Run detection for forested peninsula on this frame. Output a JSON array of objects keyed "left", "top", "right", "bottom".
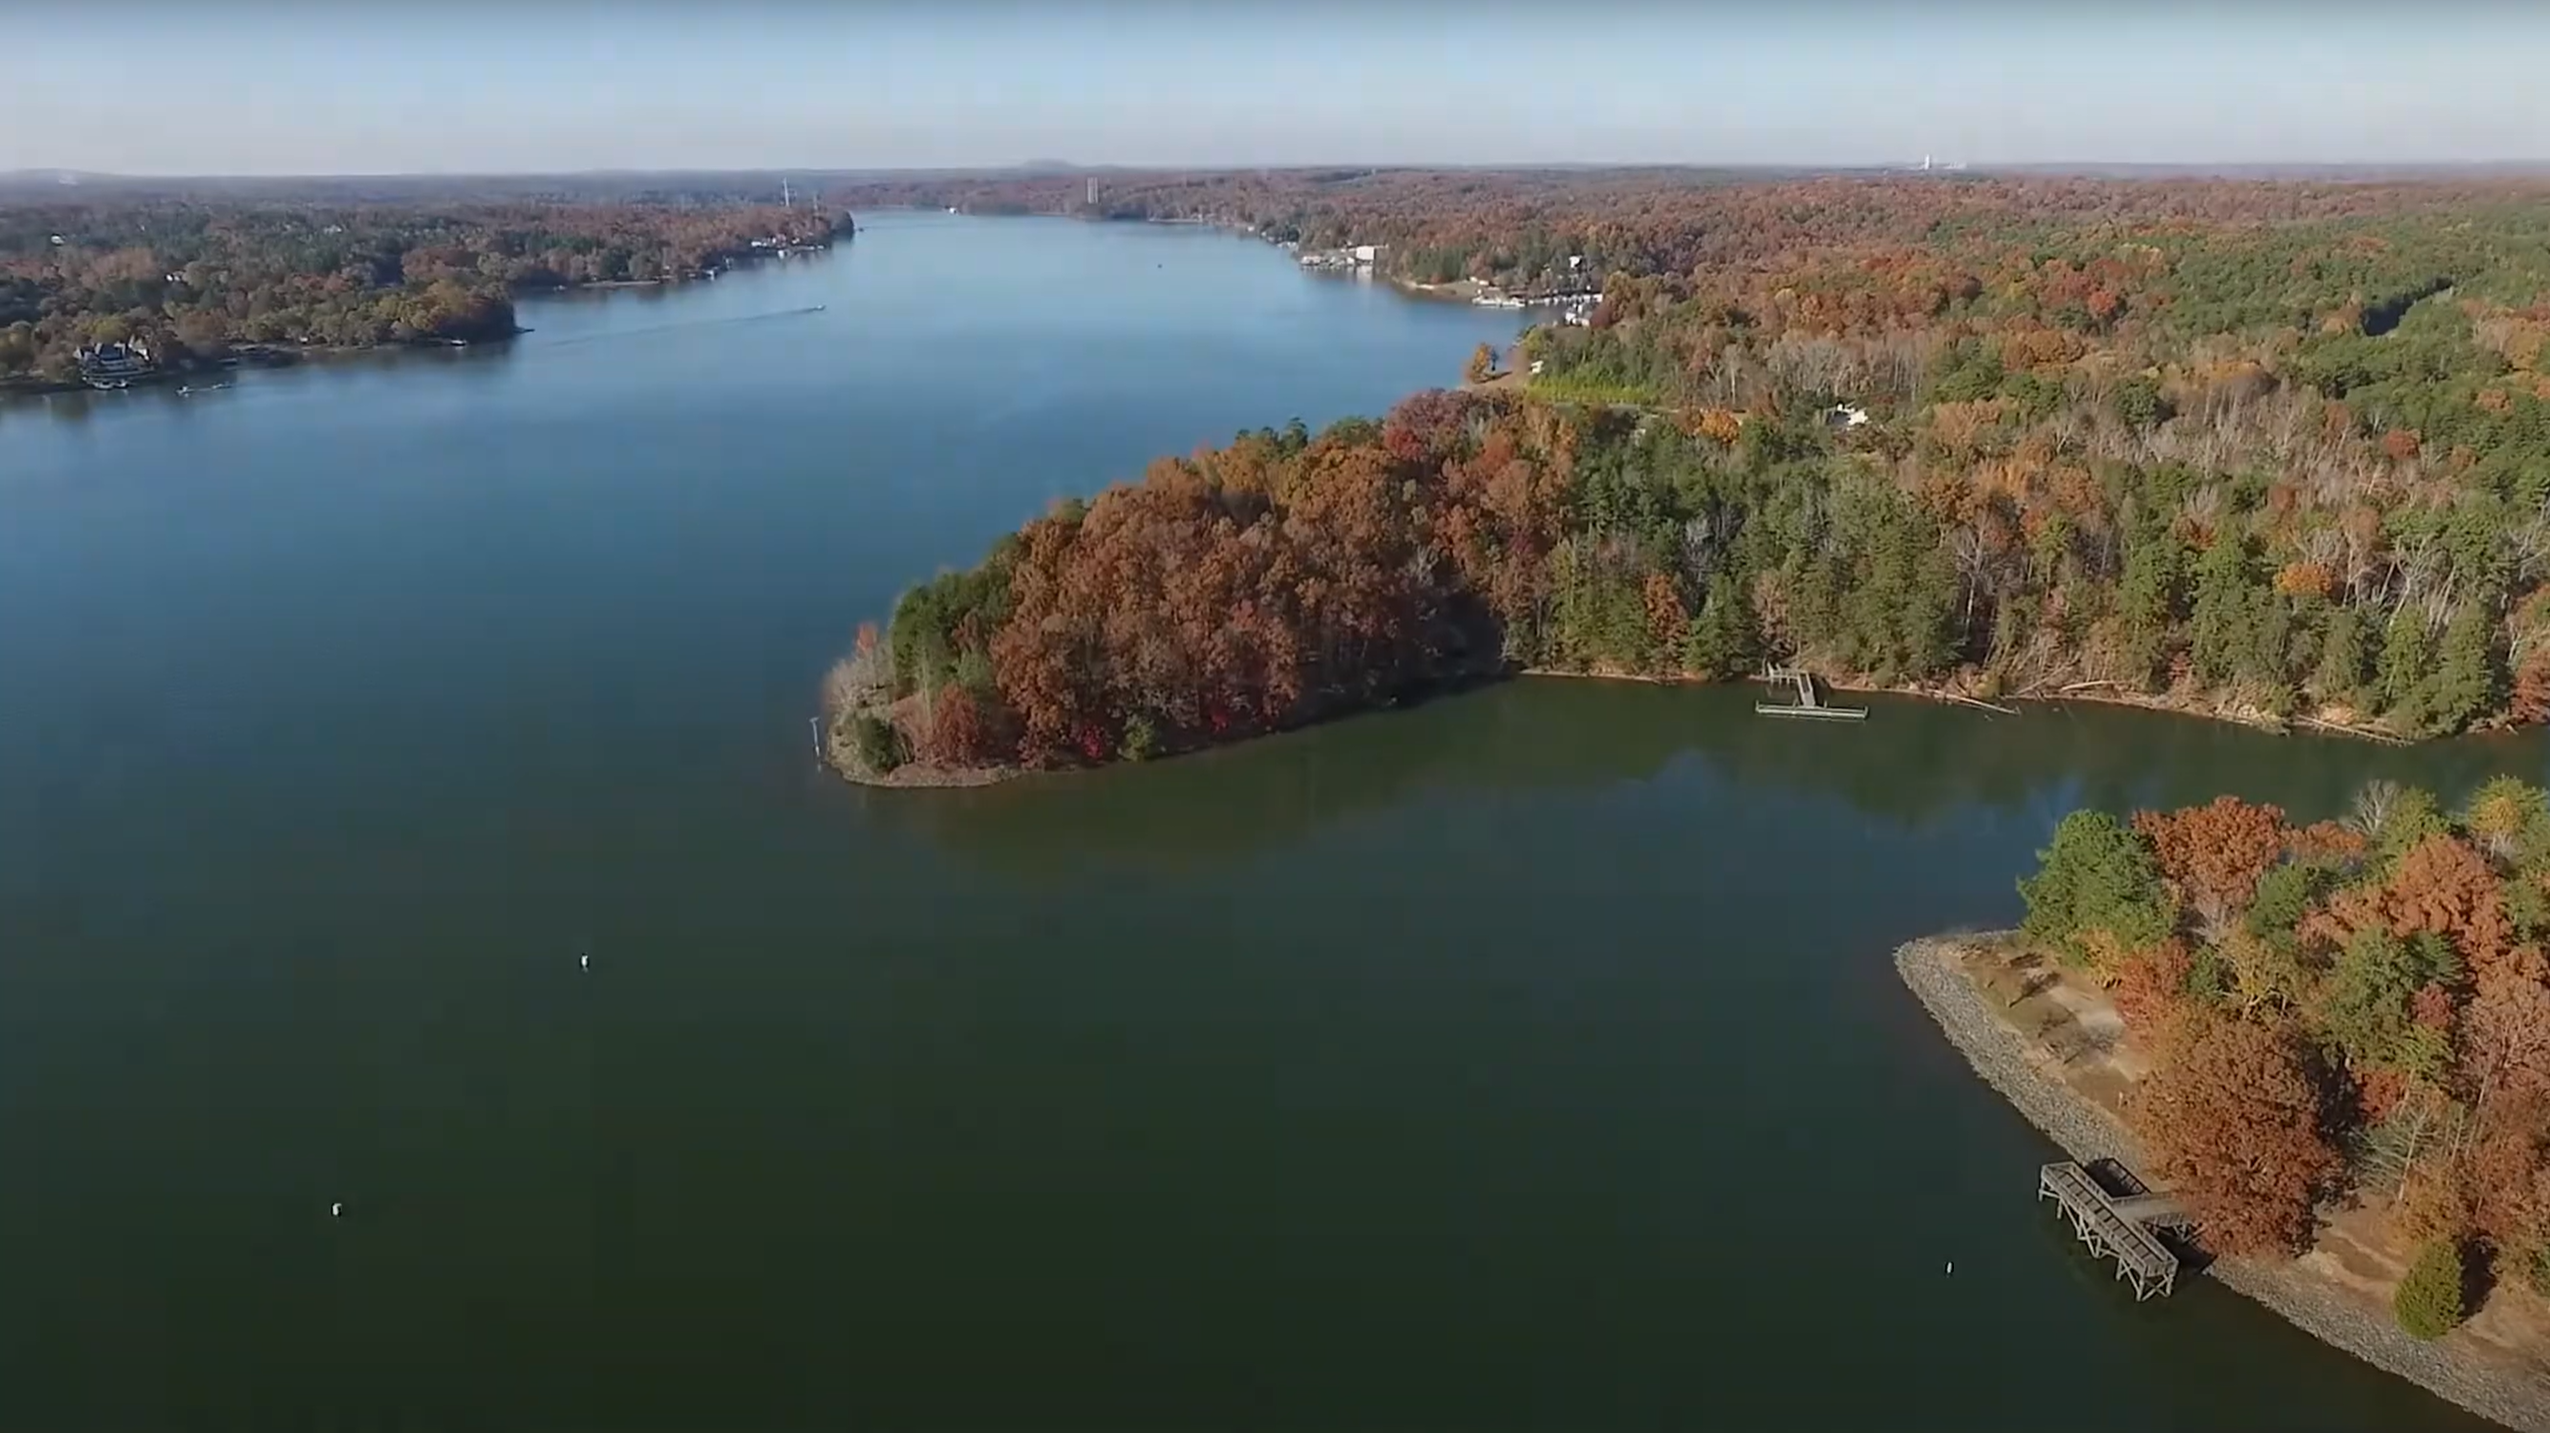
[
  {"left": 823, "top": 172, "right": 2550, "bottom": 785},
  {"left": 1899, "top": 781, "right": 2550, "bottom": 1429},
  {"left": 1, "top": 194, "right": 850, "bottom": 390}
]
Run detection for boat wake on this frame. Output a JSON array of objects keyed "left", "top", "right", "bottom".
[{"left": 540, "top": 305, "right": 830, "bottom": 348}]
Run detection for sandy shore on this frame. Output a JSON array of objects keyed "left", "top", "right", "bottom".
[{"left": 1895, "top": 934, "right": 2550, "bottom": 1433}]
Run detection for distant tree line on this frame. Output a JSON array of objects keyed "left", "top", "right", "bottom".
[
  {"left": 0, "top": 198, "right": 852, "bottom": 384},
  {"left": 832, "top": 166, "right": 2549, "bottom": 299}
]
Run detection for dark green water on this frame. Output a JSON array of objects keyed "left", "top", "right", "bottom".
[{"left": 1, "top": 214, "right": 2535, "bottom": 1431}]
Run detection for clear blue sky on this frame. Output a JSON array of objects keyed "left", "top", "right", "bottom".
[{"left": 13, "top": 2, "right": 2548, "bottom": 174}]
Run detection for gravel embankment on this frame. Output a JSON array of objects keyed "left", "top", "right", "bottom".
[{"left": 1895, "top": 935, "right": 2550, "bottom": 1433}]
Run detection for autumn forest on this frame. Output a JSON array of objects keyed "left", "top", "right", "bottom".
[
  {"left": 0, "top": 194, "right": 850, "bottom": 387},
  {"left": 821, "top": 170, "right": 2550, "bottom": 779},
  {"left": 2020, "top": 781, "right": 2550, "bottom": 1341}
]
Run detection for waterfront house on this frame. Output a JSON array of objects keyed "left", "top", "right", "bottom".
[{"left": 74, "top": 340, "right": 154, "bottom": 389}]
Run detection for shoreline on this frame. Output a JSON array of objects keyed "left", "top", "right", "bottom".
[
  {"left": 0, "top": 335, "right": 523, "bottom": 399},
  {"left": 817, "top": 664, "right": 2431, "bottom": 791},
  {"left": 2, "top": 236, "right": 842, "bottom": 398},
  {"left": 1894, "top": 933, "right": 2550, "bottom": 1433}
]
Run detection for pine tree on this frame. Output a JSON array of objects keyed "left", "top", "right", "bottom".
[
  {"left": 2019, "top": 810, "right": 2173, "bottom": 961},
  {"left": 2115, "top": 526, "right": 2184, "bottom": 691},
  {"left": 2379, "top": 608, "right": 2438, "bottom": 732},
  {"left": 2189, "top": 533, "right": 2255, "bottom": 687},
  {"left": 2426, "top": 601, "right": 2501, "bottom": 734},
  {"left": 1683, "top": 571, "right": 1760, "bottom": 678},
  {"left": 2394, "top": 1238, "right": 2468, "bottom": 1340},
  {"left": 2312, "top": 604, "right": 2368, "bottom": 710}
]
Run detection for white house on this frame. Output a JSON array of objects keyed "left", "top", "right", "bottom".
[{"left": 1351, "top": 244, "right": 1378, "bottom": 265}]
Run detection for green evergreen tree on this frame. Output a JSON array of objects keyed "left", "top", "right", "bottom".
[
  {"left": 2426, "top": 601, "right": 2501, "bottom": 734},
  {"left": 2246, "top": 861, "right": 2331, "bottom": 948},
  {"left": 2113, "top": 524, "right": 2183, "bottom": 691},
  {"left": 2018, "top": 810, "right": 2174, "bottom": 963},
  {"left": 1683, "top": 571, "right": 1760, "bottom": 678},
  {"left": 2364, "top": 786, "right": 2451, "bottom": 874},
  {"left": 2379, "top": 608, "right": 2439, "bottom": 732},
  {"left": 2318, "top": 926, "right": 2456, "bottom": 1076},
  {"left": 2248, "top": 592, "right": 2297, "bottom": 710},
  {"left": 2393, "top": 1239, "right": 2468, "bottom": 1340},
  {"left": 2312, "top": 603, "right": 2368, "bottom": 709},
  {"left": 2188, "top": 533, "right": 2256, "bottom": 687}
]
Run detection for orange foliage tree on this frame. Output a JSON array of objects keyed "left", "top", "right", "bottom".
[
  {"left": 2133, "top": 1016, "right": 2341, "bottom": 1255},
  {"left": 2109, "top": 938, "right": 2194, "bottom": 1037},
  {"left": 2134, "top": 796, "right": 2289, "bottom": 937}
]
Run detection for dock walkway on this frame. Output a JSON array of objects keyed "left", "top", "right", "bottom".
[
  {"left": 2038, "top": 1160, "right": 2182, "bottom": 1299},
  {"left": 1755, "top": 663, "right": 1867, "bottom": 720}
]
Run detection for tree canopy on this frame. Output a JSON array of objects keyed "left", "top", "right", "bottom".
[
  {"left": 0, "top": 196, "right": 848, "bottom": 382},
  {"left": 2019, "top": 781, "right": 2550, "bottom": 1325}
]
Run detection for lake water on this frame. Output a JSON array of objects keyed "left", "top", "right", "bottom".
[{"left": 0, "top": 212, "right": 2533, "bottom": 1431}]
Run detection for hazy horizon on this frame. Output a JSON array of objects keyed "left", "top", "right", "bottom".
[{"left": 13, "top": 1, "right": 2550, "bottom": 177}]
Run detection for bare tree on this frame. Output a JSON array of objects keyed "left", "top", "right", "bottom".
[{"left": 2349, "top": 778, "right": 2404, "bottom": 840}]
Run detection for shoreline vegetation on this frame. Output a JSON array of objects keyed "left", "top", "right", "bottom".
[
  {"left": 1, "top": 193, "right": 854, "bottom": 396},
  {"left": 818, "top": 170, "right": 2550, "bottom": 788},
  {"left": 1896, "top": 933, "right": 2550, "bottom": 1433},
  {"left": 1903, "top": 774, "right": 2550, "bottom": 1429}
]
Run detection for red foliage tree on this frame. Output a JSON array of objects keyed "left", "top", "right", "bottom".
[
  {"left": 2512, "top": 647, "right": 2550, "bottom": 726},
  {"left": 2134, "top": 796, "right": 2288, "bottom": 934},
  {"left": 2110, "top": 938, "right": 2194, "bottom": 1038},
  {"left": 2132, "top": 1016, "right": 2341, "bottom": 1255},
  {"left": 916, "top": 686, "right": 993, "bottom": 768},
  {"left": 2301, "top": 833, "right": 2510, "bottom": 980},
  {"left": 1381, "top": 388, "right": 1475, "bottom": 467},
  {"left": 2286, "top": 819, "right": 2369, "bottom": 866},
  {"left": 2465, "top": 944, "right": 2550, "bottom": 1102},
  {"left": 1641, "top": 572, "right": 1689, "bottom": 659},
  {"left": 2388, "top": 834, "right": 2513, "bottom": 980}
]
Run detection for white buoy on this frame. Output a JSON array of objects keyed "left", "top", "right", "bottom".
[
  {"left": 331, "top": 1202, "right": 343, "bottom": 1217},
  {"left": 1945, "top": 1260, "right": 1954, "bottom": 1274},
  {"left": 579, "top": 952, "right": 590, "bottom": 971}
]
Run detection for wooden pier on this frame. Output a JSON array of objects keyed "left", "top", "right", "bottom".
[
  {"left": 1755, "top": 663, "right": 1867, "bottom": 720},
  {"left": 2038, "top": 1160, "right": 2186, "bottom": 1300}
]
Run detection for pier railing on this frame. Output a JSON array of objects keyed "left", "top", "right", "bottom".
[{"left": 2038, "top": 1160, "right": 2181, "bottom": 1300}]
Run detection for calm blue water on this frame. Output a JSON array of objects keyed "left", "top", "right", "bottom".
[{"left": 0, "top": 213, "right": 2523, "bottom": 1432}]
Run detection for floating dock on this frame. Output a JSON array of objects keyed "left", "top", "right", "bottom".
[{"left": 1755, "top": 663, "right": 1867, "bottom": 720}]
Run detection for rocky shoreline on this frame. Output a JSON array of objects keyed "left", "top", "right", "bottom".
[{"left": 1894, "top": 934, "right": 2550, "bottom": 1433}]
